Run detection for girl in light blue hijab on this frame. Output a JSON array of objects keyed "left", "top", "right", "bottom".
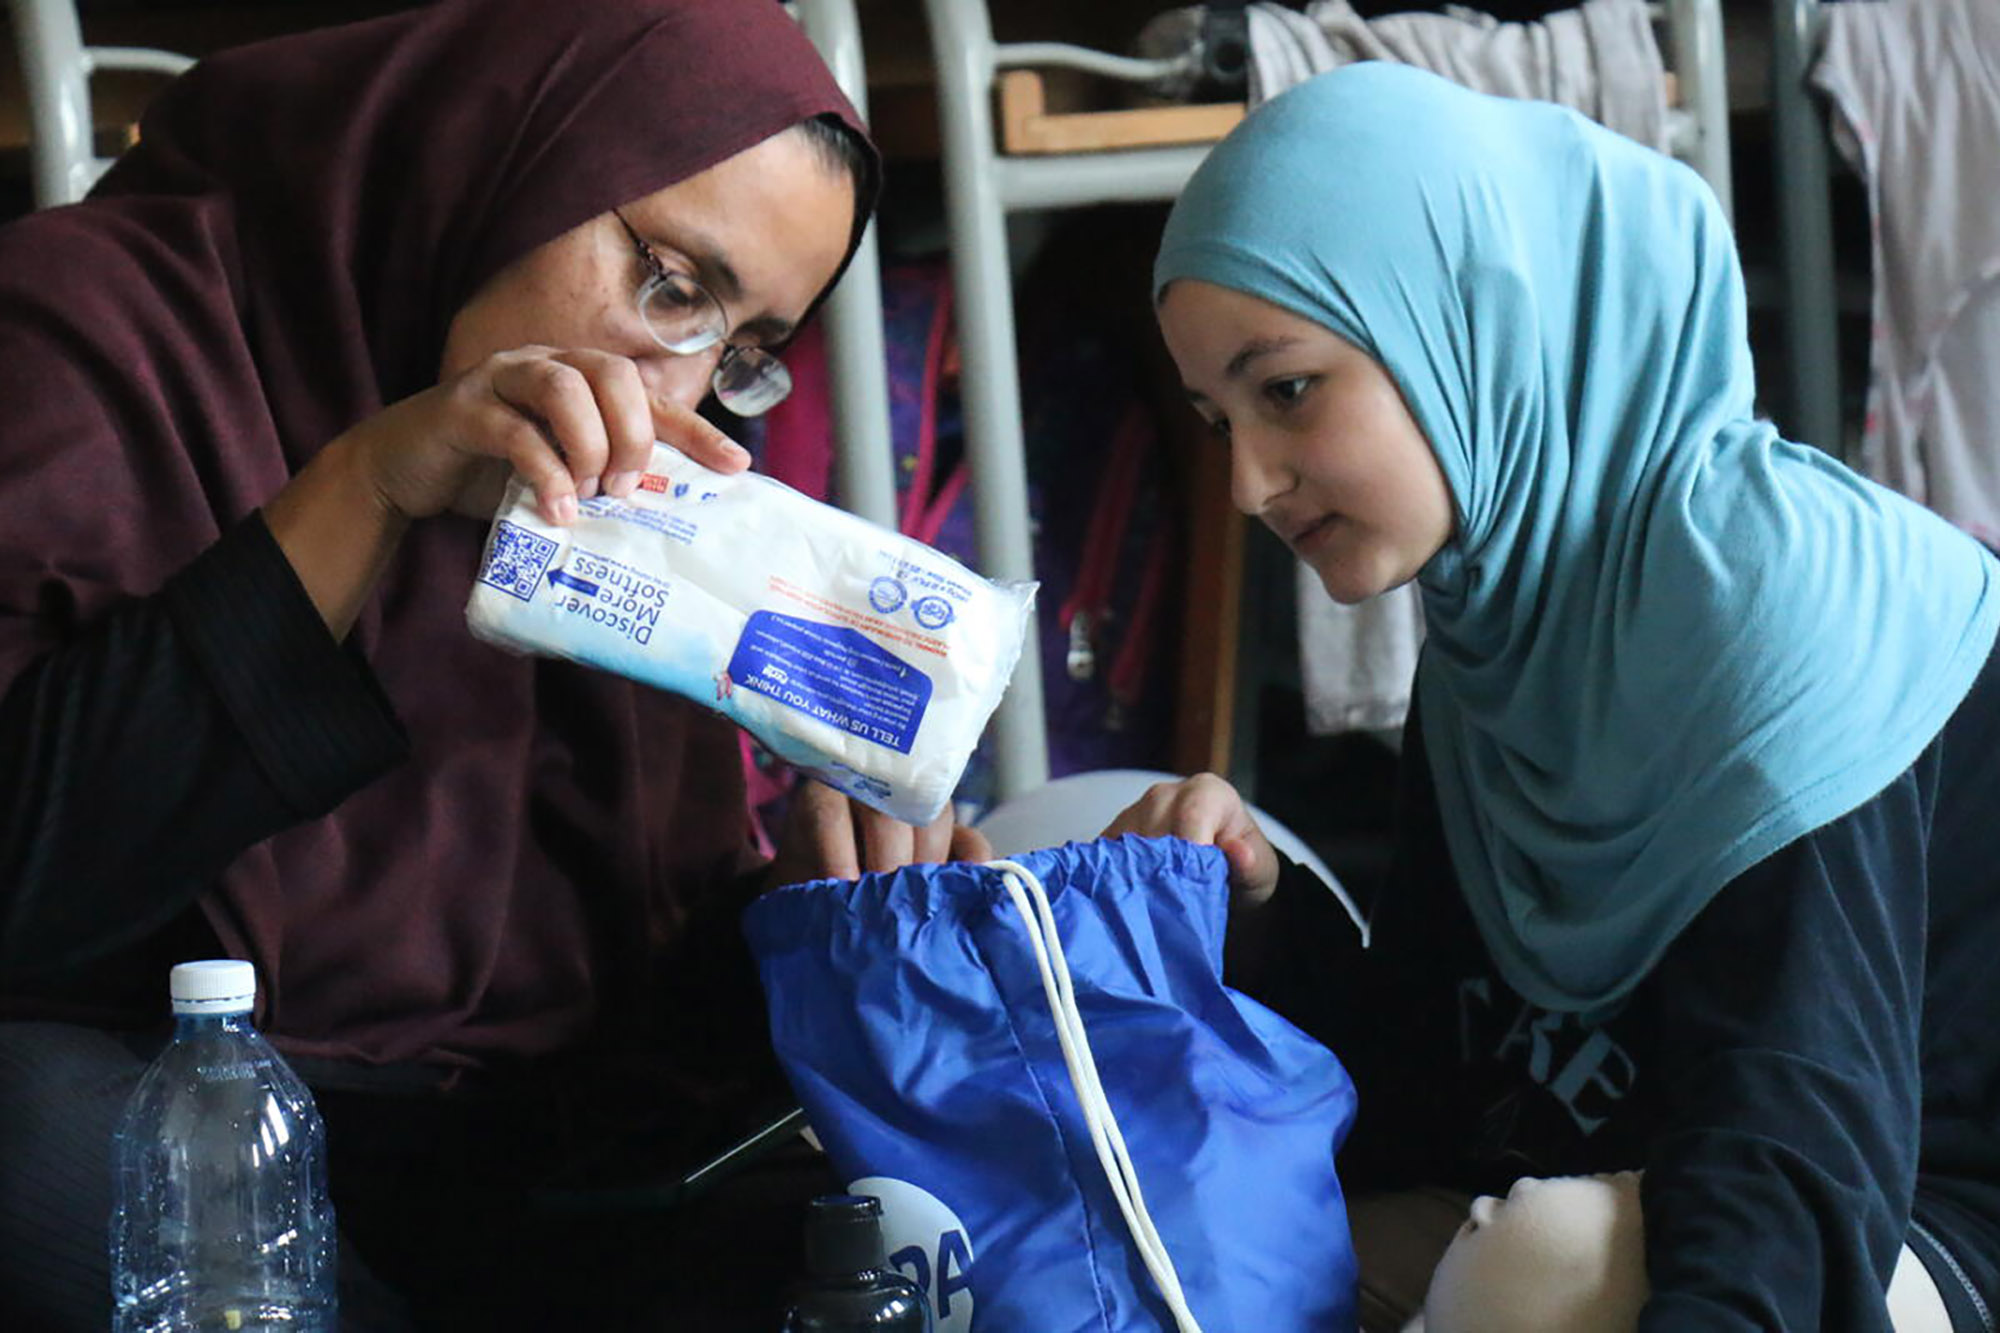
[{"left": 1112, "top": 62, "right": 2000, "bottom": 1332}]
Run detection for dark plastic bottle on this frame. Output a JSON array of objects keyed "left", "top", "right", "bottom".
[{"left": 780, "top": 1194, "right": 932, "bottom": 1331}]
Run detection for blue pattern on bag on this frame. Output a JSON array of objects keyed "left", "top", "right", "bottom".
[{"left": 745, "top": 835, "right": 1360, "bottom": 1331}]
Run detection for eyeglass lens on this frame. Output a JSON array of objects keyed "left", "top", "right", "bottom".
[
  {"left": 714, "top": 348, "right": 792, "bottom": 417},
  {"left": 635, "top": 269, "right": 792, "bottom": 416},
  {"left": 637, "top": 273, "right": 727, "bottom": 356}
]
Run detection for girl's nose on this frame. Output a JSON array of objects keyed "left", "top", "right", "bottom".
[{"left": 1228, "top": 430, "right": 1292, "bottom": 516}]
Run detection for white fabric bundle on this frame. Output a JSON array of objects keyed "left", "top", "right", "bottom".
[{"left": 466, "top": 442, "right": 1036, "bottom": 825}]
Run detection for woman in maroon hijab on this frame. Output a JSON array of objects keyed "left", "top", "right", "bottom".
[{"left": 0, "top": 1, "right": 975, "bottom": 1326}]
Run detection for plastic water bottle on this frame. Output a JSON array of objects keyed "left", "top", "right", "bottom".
[
  {"left": 111, "top": 960, "right": 337, "bottom": 1332},
  {"left": 780, "top": 1194, "right": 932, "bottom": 1331}
]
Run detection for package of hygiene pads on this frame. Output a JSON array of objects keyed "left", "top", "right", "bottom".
[{"left": 465, "top": 441, "right": 1036, "bottom": 826}]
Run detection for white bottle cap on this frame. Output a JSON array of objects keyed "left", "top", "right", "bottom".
[{"left": 169, "top": 959, "right": 257, "bottom": 1015}]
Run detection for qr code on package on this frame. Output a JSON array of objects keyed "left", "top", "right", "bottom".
[{"left": 478, "top": 521, "right": 558, "bottom": 602}]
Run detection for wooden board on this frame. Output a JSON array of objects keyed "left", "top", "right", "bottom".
[
  {"left": 998, "top": 69, "right": 1244, "bottom": 156},
  {"left": 997, "top": 67, "right": 1682, "bottom": 159}
]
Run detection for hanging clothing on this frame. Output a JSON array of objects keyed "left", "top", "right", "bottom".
[
  {"left": 0, "top": 0, "right": 875, "bottom": 1073},
  {"left": 1246, "top": 0, "right": 1668, "bottom": 148},
  {"left": 1155, "top": 63, "right": 2000, "bottom": 1015},
  {"left": 1815, "top": 0, "right": 2000, "bottom": 547},
  {"left": 1295, "top": 567, "right": 1423, "bottom": 736}
]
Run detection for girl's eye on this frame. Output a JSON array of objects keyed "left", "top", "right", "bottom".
[
  {"left": 1265, "top": 375, "right": 1316, "bottom": 409},
  {"left": 1203, "top": 413, "right": 1232, "bottom": 440}
]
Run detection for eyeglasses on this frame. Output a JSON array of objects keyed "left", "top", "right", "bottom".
[{"left": 613, "top": 210, "right": 792, "bottom": 417}]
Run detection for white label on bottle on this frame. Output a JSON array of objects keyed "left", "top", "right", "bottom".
[{"left": 849, "top": 1175, "right": 976, "bottom": 1333}]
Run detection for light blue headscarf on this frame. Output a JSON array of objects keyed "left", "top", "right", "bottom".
[{"left": 1156, "top": 64, "right": 2000, "bottom": 1014}]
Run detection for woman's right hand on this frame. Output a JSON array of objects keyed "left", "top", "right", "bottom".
[
  {"left": 338, "top": 344, "right": 750, "bottom": 526},
  {"left": 1099, "top": 772, "right": 1282, "bottom": 911},
  {"left": 266, "top": 344, "right": 751, "bottom": 638},
  {"left": 760, "top": 779, "right": 996, "bottom": 894}
]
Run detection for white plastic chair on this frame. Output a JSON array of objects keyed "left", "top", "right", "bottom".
[
  {"left": 8, "top": 0, "right": 191, "bottom": 208},
  {"left": 975, "top": 767, "right": 1369, "bottom": 943}
]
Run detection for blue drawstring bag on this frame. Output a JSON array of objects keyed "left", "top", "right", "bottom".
[{"left": 744, "top": 835, "right": 1359, "bottom": 1332}]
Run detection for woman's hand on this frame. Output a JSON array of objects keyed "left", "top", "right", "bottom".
[
  {"left": 340, "top": 344, "right": 750, "bottom": 526},
  {"left": 1100, "top": 772, "right": 1281, "bottom": 910},
  {"left": 761, "top": 780, "right": 996, "bottom": 893},
  {"left": 267, "top": 345, "right": 749, "bottom": 639}
]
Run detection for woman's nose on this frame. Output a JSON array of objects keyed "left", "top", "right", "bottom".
[{"left": 640, "top": 349, "right": 720, "bottom": 412}]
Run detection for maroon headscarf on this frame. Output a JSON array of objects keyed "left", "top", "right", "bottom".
[{"left": 0, "top": 0, "right": 874, "bottom": 1069}]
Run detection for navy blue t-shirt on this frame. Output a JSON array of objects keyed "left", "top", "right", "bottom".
[{"left": 1246, "top": 640, "right": 2000, "bottom": 1332}]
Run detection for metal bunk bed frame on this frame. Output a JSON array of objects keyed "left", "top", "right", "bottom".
[{"left": 11, "top": 0, "right": 1746, "bottom": 809}]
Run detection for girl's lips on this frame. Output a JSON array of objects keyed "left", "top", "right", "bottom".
[{"left": 1289, "top": 513, "right": 1339, "bottom": 553}]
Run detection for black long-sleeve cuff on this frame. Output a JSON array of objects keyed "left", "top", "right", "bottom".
[{"left": 163, "top": 511, "right": 407, "bottom": 817}]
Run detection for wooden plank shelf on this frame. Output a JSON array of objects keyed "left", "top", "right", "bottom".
[{"left": 998, "top": 69, "right": 1244, "bottom": 156}]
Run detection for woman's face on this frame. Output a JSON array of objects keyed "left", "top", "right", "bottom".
[
  {"left": 1159, "top": 279, "right": 1455, "bottom": 605},
  {"left": 440, "top": 125, "right": 857, "bottom": 408}
]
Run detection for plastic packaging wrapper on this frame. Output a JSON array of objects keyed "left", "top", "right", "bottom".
[{"left": 466, "top": 442, "right": 1035, "bottom": 825}]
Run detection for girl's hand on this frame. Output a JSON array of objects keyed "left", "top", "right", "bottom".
[
  {"left": 337, "top": 345, "right": 751, "bottom": 526},
  {"left": 1100, "top": 772, "right": 1281, "bottom": 910},
  {"left": 761, "top": 780, "right": 996, "bottom": 892}
]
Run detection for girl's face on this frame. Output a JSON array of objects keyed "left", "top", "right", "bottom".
[
  {"left": 441, "top": 125, "right": 856, "bottom": 408},
  {"left": 1159, "top": 279, "right": 1455, "bottom": 605}
]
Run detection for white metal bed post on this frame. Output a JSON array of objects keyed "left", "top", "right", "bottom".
[
  {"left": 7, "top": 0, "right": 192, "bottom": 209},
  {"left": 8, "top": 0, "right": 94, "bottom": 207},
  {"left": 1769, "top": 0, "right": 1841, "bottom": 456},
  {"left": 922, "top": 0, "right": 1210, "bottom": 802},
  {"left": 923, "top": 0, "right": 1054, "bottom": 801},
  {"left": 794, "top": 0, "right": 900, "bottom": 527},
  {"left": 1660, "top": 0, "right": 1733, "bottom": 223}
]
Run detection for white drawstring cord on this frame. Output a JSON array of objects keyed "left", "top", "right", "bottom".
[{"left": 985, "top": 859, "right": 1204, "bottom": 1333}]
